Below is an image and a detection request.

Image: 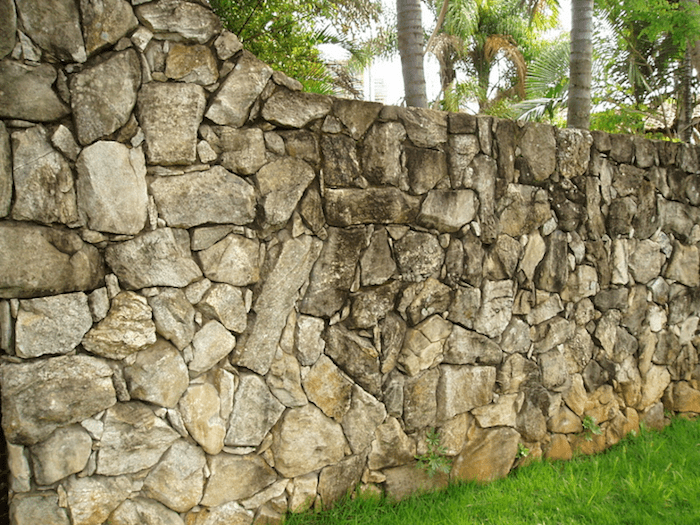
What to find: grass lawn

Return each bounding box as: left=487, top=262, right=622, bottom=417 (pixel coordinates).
left=283, top=416, right=700, bottom=524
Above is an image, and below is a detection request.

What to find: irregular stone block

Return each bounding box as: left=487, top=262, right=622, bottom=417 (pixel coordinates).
left=1, top=355, right=116, bottom=445
left=0, top=121, right=10, bottom=217
left=302, top=354, right=353, bottom=421
left=333, top=98, right=382, bottom=140
left=76, top=141, right=148, bottom=234
left=397, top=106, right=448, bottom=148
left=520, top=122, right=556, bottom=181
left=270, top=403, right=346, bottom=478
left=417, top=189, right=478, bottom=232
left=318, top=454, right=364, bottom=508
left=262, top=88, right=332, bottom=128
left=0, top=61, right=69, bottom=121
left=218, top=127, right=266, bottom=175
left=443, top=324, right=504, bottom=366
left=14, top=0, right=86, bottom=62
left=341, top=385, right=387, bottom=455
left=226, top=373, right=285, bottom=447
left=324, top=323, right=382, bottom=396
left=138, top=82, right=206, bottom=165
left=198, top=283, right=248, bottom=333
left=198, top=233, right=261, bottom=287
left=471, top=393, right=520, bottom=428
left=165, top=42, right=218, bottom=85
left=294, top=315, right=326, bottom=366
left=473, top=280, right=515, bottom=338
left=321, top=133, right=362, bottom=187
left=398, top=314, right=451, bottom=376
left=97, top=401, right=179, bottom=476
left=135, top=0, right=222, bottom=43
left=143, top=439, right=206, bottom=513
left=11, top=125, right=79, bottom=225
left=383, top=463, right=448, bottom=501
left=186, top=501, right=253, bottom=525
left=206, top=51, right=272, bottom=127
left=394, top=230, right=444, bottom=282
left=0, top=0, right=16, bottom=59
left=179, top=382, right=226, bottom=455
left=403, top=367, right=439, bottom=432
left=451, top=426, right=520, bottom=483
left=406, top=146, right=447, bottom=195
left=148, top=287, right=196, bottom=350
left=108, top=497, right=186, bottom=525
left=256, top=157, right=315, bottom=227
left=80, top=0, right=137, bottom=55
left=64, top=475, right=136, bottom=525
left=30, top=424, right=92, bottom=486
left=349, top=280, right=401, bottom=329
left=266, top=347, right=306, bottom=408
left=105, top=228, right=203, bottom=289
left=324, top=187, right=421, bottom=227
left=437, top=365, right=496, bottom=421
left=201, top=454, right=276, bottom=507
left=556, top=128, right=592, bottom=179
left=535, top=230, right=569, bottom=293
left=498, top=184, right=552, bottom=237
left=665, top=240, right=700, bottom=287
left=189, top=320, right=236, bottom=376
left=362, top=121, right=407, bottom=187
left=233, top=235, right=321, bottom=374
left=300, top=227, right=366, bottom=318
left=124, top=338, right=189, bottom=408
left=70, top=49, right=141, bottom=145
left=9, top=492, right=69, bottom=525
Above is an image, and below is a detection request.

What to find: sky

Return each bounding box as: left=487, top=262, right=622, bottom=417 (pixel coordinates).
left=323, top=0, right=572, bottom=107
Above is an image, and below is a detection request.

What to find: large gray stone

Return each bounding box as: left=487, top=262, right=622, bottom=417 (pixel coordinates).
left=225, top=373, right=285, bottom=447
left=556, top=128, right=592, bottom=179
left=97, top=402, right=179, bottom=476
left=0, top=121, right=10, bottom=217
left=417, top=189, right=478, bottom=232
left=108, top=498, right=185, bottom=525
left=367, top=417, right=415, bottom=470
left=403, top=367, right=439, bottom=432
left=321, top=133, right=362, bottom=187
left=165, top=42, right=218, bottom=85
left=498, top=184, right=552, bottom=237
left=11, top=125, right=79, bottom=225
left=394, top=230, right=445, bottom=282
left=138, top=82, right=206, bottom=165
left=0, top=0, right=16, bottom=59
left=201, top=454, right=277, bottom=507
left=30, top=424, right=92, bottom=485
left=256, top=157, right=316, bottom=227
left=15, top=292, right=92, bottom=358
left=218, top=127, right=266, bottom=175
left=397, top=106, right=448, bottom=148
left=186, top=502, right=253, bottom=525
left=105, top=228, right=203, bottom=289
left=324, top=323, right=382, bottom=397
left=143, top=439, right=206, bottom=513
left=302, top=354, right=353, bottom=421
left=135, top=0, right=222, bottom=43
left=451, top=426, right=520, bottom=483
left=262, top=89, right=332, bottom=128
left=437, top=365, right=496, bottom=421
left=82, top=291, right=157, bottom=360
left=443, top=324, right=504, bottom=366
left=1, top=61, right=70, bottom=122
left=63, top=475, right=136, bottom=525
left=124, top=338, right=189, bottom=408
left=270, top=403, right=347, bottom=478
left=80, top=0, right=137, bottom=55
left=148, top=287, right=196, bottom=350
left=473, top=280, right=515, bottom=338
left=535, top=230, right=569, bottom=293
left=318, top=454, right=364, bottom=508
left=14, top=0, right=86, bottom=62
left=179, top=382, right=226, bottom=455
left=151, top=166, right=256, bottom=228
left=206, top=51, right=272, bottom=127
left=198, top=233, right=262, bottom=287
left=0, top=222, right=104, bottom=298
left=1, top=355, right=116, bottom=445
left=398, top=314, right=451, bottom=376
left=10, top=492, right=69, bottom=525
left=233, top=235, right=322, bottom=374
left=70, top=49, right=141, bottom=145
left=324, top=187, right=421, bottom=226
left=189, top=320, right=236, bottom=376
left=520, top=123, right=556, bottom=181
left=76, top=141, right=148, bottom=234
left=406, top=146, right=447, bottom=195
left=360, top=227, right=396, bottom=286
left=198, top=283, right=248, bottom=333
left=300, top=227, right=366, bottom=318
left=341, top=385, right=387, bottom=454
left=362, top=121, right=407, bottom=187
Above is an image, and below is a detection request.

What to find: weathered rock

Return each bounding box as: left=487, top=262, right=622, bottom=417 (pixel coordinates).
left=300, top=227, right=366, bottom=318
left=10, top=492, right=70, bottom=525
left=287, top=474, right=318, bottom=514
left=266, top=347, right=306, bottom=407
left=318, top=454, right=365, bottom=508
left=397, top=106, right=448, bottom=148
left=148, top=288, right=196, bottom=350
left=179, top=382, right=226, bottom=455
left=206, top=51, right=272, bottom=127
left=233, top=235, right=322, bottom=374
left=359, top=228, right=396, bottom=286
left=82, top=291, right=156, bottom=360
left=448, top=134, right=480, bottom=187
left=437, top=365, right=495, bottom=421
left=1, top=355, right=116, bottom=445
left=76, top=141, right=148, bottom=234
left=665, top=381, right=700, bottom=413
left=70, top=49, right=141, bottom=145
left=403, top=367, right=439, bottom=432
left=218, top=127, right=266, bottom=175
left=198, top=283, right=247, bottom=333
left=362, top=121, right=407, bottom=187
left=525, top=292, right=564, bottom=326
left=535, top=230, right=569, bottom=293
left=398, top=315, right=451, bottom=376
left=198, top=233, right=262, bottom=287
left=226, top=373, right=285, bottom=447
left=402, top=278, right=452, bottom=325
left=189, top=320, right=236, bottom=376
left=80, top=0, right=137, bottom=55
left=143, top=439, right=206, bottom=513
left=471, top=393, right=521, bottom=428
left=165, top=42, right=218, bottom=85
left=0, top=61, right=69, bottom=121
left=367, top=417, right=415, bottom=470
left=64, top=475, right=135, bottom=525
left=520, top=123, right=556, bottom=181
left=294, top=315, right=325, bottom=366
left=321, top=133, right=362, bottom=187
left=0, top=121, right=10, bottom=217
left=256, top=157, right=315, bottom=227
left=383, top=464, right=448, bottom=501
left=270, top=403, right=347, bottom=478
left=333, top=98, right=382, bottom=140
left=15, top=292, right=92, bottom=358
left=30, top=424, right=92, bottom=485
left=341, top=385, right=387, bottom=455
left=556, top=128, right=592, bottom=179
left=443, top=324, right=504, bottom=366
left=417, top=189, right=478, bottom=232
left=186, top=501, right=254, bottom=525
left=138, top=82, right=206, bottom=165
left=124, top=338, right=189, bottom=408
left=324, top=323, right=382, bottom=396
left=561, top=264, right=599, bottom=302
left=539, top=349, right=569, bottom=390
left=11, top=125, right=79, bottom=225
left=324, top=187, right=421, bottom=226
left=394, top=230, right=444, bottom=282
left=483, top=234, right=523, bottom=280
left=406, top=146, right=447, bottom=195
left=665, top=241, right=700, bottom=287
left=498, top=184, right=552, bottom=237
left=105, top=228, right=203, bottom=289
left=108, top=497, right=185, bottom=525
left=302, top=354, right=353, bottom=421
left=135, top=0, right=222, bottom=43
left=446, top=286, right=481, bottom=330
left=0, top=0, right=16, bottom=59
left=473, top=280, right=515, bottom=338
left=14, top=0, right=86, bottom=62
left=262, top=89, right=332, bottom=128
left=546, top=434, right=573, bottom=461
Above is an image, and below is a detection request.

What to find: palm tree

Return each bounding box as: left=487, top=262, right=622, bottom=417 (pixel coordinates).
left=567, top=0, right=593, bottom=129
left=397, top=0, right=428, bottom=107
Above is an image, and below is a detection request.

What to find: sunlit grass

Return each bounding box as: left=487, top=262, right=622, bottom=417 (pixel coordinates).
left=284, top=416, right=700, bottom=524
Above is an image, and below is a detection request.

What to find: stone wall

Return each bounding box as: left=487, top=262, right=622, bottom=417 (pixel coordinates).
left=2, top=0, right=700, bottom=524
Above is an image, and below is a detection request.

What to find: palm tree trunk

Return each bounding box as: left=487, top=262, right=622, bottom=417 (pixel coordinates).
left=567, top=0, right=593, bottom=129
left=397, top=0, right=427, bottom=108
left=678, top=45, right=693, bottom=142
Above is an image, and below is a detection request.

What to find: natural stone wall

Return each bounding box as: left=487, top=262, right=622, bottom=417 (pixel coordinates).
left=2, top=1, right=700, bottom=524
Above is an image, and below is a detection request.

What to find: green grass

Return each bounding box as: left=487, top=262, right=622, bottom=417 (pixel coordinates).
left=284, top=417, right=700, bottom=524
